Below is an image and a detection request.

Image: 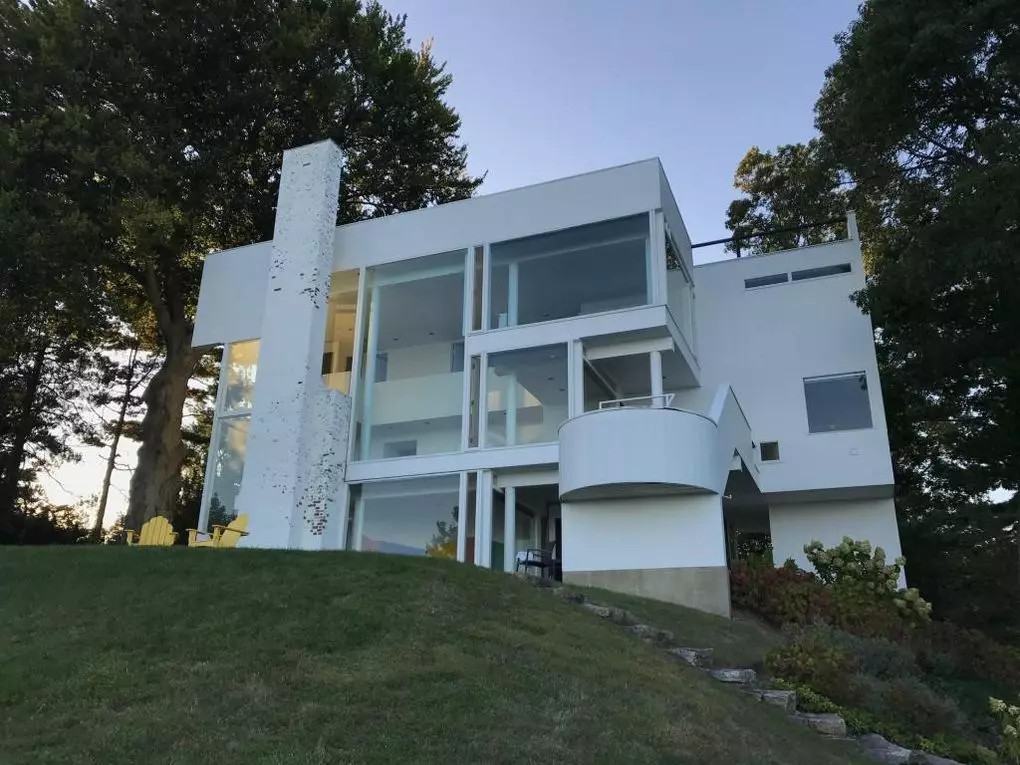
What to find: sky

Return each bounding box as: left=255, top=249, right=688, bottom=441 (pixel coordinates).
left=43, top=0, right=862, bottom=524
left=389, top=0, right=860, bottom=247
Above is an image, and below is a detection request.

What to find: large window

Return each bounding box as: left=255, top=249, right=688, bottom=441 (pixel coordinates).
left=354, top=250, right=466, bottom=461
left=804, top=372, right=873, bottom=433
left=489, top=215, right=649, bottom=329
left=321, top=269, right=360, bottom=395
left=486, top=344, right=568, bottom=447
left=349, top=475, right=461, bottom=557
left=204, top=340, right=259, bottom=527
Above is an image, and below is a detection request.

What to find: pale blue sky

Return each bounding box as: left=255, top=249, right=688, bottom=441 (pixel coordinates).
left=390, top=0, right=859, bottom=247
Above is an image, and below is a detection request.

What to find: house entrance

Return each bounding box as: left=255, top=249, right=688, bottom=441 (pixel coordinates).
left=490, top=473, right=561, bottom=580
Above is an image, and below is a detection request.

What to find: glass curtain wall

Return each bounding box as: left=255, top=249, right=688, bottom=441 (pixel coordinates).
left=204, top=340, right=259, bottom=527
left=349, top=475, right=461, bottom=557
left=321, top=269, right=360, bottom=394
left=489, top=215, right=650, bottom=329
left=353, top=250, right=466, bottom=460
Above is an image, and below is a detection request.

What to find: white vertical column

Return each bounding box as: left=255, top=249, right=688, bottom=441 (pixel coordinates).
left=650, top=350, right=663, bottom=407
left=503, top=486, right=516, bottom=573
left=235, top=140, right=349, bottom=550
left=360, top=285, right=380, bottom=460
left=505, top=372, right=517, bottom=446
left=456, top=472, right=469, bottom=562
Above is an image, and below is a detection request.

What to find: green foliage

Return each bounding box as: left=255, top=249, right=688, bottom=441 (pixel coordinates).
left=0, top=0, right=485, bottom=529
left=724, top=140, right=848, bottom=255
left=805, top=537, right=932, bottom=622
left=765, top=627, right=855, bottom=688
left=989, top=698, right=1020, bottom=764
left=805, top=623, right=920, bottom=680
left=724, top=0, right=1020, bottom=642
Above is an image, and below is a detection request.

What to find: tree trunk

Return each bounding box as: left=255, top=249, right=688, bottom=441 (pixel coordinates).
left=126, top=333, right=198, bottom=532
left=0, top=344, right=47, bottom=520
left=92, top=345, right=140, bottom=542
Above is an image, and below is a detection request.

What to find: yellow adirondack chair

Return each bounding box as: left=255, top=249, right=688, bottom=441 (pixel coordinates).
left=187, top=513, right=249, bottom=548
left=125, top=516, right=177, bottom=546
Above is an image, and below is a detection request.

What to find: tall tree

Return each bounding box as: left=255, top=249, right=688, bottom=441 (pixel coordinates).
left=724, top=0, right=1020, bottom=636
left=724, top=140, right=848, bottom=255
left=1, top=0, right=482, bottom=531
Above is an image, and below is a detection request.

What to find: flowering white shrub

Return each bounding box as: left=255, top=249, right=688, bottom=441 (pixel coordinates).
left=990, top=697, right=1020, bottom=763
left=804, top=537, right=932, bottom=622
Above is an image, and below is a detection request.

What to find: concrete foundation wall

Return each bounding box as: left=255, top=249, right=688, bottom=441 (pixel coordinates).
left=565, top=567, right=731, bottom=617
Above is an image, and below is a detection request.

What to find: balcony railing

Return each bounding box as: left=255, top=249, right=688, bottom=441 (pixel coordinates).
left=597, top=393, right=675, bottom=410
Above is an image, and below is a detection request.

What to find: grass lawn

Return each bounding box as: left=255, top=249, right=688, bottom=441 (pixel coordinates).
left=560, top=583, right=783, bottom=669
left=0, top=548, right=869, bottom=764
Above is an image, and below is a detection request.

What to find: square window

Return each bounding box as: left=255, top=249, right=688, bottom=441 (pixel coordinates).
left=760, top=441, right=780, bottom=462
left=804, top=372, right=873, bottom=433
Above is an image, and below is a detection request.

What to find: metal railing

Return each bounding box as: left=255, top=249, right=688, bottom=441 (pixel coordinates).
left=598, top=393, right=675, bottom=410
left=691, top=216, right=848, bottom=258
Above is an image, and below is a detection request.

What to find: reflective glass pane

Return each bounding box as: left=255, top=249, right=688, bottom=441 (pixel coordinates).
left=322, top=269, right=360, bottom=394
left=223, top=341, right=259, bottom=412
left=356, top=475, right=461, bottom=558
left=207, top=416, right=250, bottom=527
left=489, top=215, right=649, bottom=328
left=486, top=345, right=568, bottom=447
left=804, top=373, right=873, bottom=433
left=354, top=251, right=466, bottom=460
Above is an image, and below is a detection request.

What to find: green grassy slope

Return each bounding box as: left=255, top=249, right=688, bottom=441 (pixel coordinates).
left=0, top=549, right=868, bottom=765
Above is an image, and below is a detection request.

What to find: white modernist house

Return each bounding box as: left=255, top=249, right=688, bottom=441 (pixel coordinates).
left=192, top=140, right=902, bottom=617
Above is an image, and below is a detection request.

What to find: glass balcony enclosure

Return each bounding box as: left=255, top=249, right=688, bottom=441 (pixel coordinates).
left=488, top=215, right=650, bottom=329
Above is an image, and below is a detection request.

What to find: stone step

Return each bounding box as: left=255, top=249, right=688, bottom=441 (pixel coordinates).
left=708, top=668, right=757, bottom=684
left=578, top=601, right=635, bottom=625
left=792, top=712, right=847, bottom=737
left=666, top=647, right=714, bottom=668
left=744, top=688, right=797, bottom=713
left=624, top=623, right=675, bottom=644
left=857, top=734, right=912, bottom=764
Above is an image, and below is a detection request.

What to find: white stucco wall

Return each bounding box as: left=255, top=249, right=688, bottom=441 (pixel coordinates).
left=769, top=497, right=906, bottom=586
left=562, top=494, right=726, bottom=572
left=192, top=242, right=271, bottom=348
left=235, top=140, right=350, bottom=550
left=687, top=240, right=894, bottom=496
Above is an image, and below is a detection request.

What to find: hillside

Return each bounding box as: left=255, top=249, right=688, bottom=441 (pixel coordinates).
left=0, top=548, right=869, bottom=764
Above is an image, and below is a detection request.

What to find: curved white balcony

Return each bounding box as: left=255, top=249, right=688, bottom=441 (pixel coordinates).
left=558, top=387, right=754, bottom=501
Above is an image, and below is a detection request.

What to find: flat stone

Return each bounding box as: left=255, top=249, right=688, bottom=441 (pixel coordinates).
left=624, top=624, right=675, bottom=644
left=667, top=647, right=714, bottom=668
left=908, top=753, right=965, bottom=765
left=745, top=689, right=796, bottom=713
left=793, top=713, right=847, bottom=737
left=579, top=602, right=612, bottom=618
left=709, top=668, right=757, bottom=684
left=857, top=734, right=912, bottom=764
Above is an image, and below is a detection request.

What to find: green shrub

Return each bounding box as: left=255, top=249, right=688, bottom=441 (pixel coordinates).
left=729, top=559, right=835, bottom=627
left=805, top=537, right=932, bottom=623
left=918, top=621, right=1020, bottom=689
left=808, top=623, right=920, bottom=680
left=765, top=627, right=856, bottom=688
left=850, top=674, right=966, bottom=738
left=990, top=697, right=1020, bottom=764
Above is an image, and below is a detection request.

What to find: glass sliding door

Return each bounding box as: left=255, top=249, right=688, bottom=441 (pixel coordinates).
left=352, top=475, right=461, bottom=557
left=353, top=250, right=467, bottom=460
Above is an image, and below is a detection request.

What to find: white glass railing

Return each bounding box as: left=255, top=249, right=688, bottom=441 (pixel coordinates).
left=597, top=393, right=675, bottom=410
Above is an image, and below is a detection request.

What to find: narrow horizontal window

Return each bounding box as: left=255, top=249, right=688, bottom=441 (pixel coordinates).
left=759, top=441, right=780, bottom=462
left=744, top=273, right=788, bottom=289
left=804, top=372, right=872, bottom=433
left=791, top=263, right=851, bottom=282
